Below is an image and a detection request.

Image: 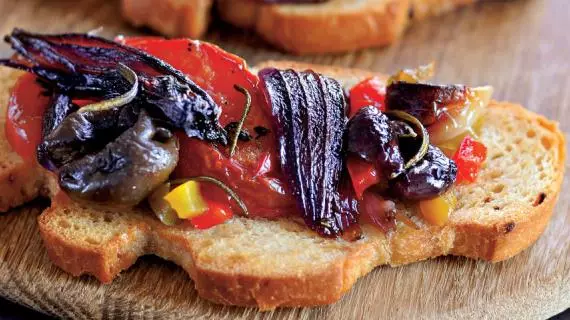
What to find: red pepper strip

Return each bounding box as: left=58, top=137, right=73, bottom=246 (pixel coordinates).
left=347, top=157, right=381, bottom=200
left=190, top=201, right=234, bottom=229
left=349, top=77, right=386, bottom=117
left=452, top=135, right=488, bottom=184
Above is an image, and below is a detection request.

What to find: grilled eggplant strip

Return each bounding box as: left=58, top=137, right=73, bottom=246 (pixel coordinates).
left=260, top=68, right=357, bottom=237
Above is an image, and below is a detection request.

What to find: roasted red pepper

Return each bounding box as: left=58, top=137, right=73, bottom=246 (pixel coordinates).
left=452, top=135, right=487, bottom=184
left=347, top=157, right=380, bottom=200
left=190, top=202, right=233, bottom=229
left=5, top=74, right=50, bottom=160
left=349, top=77, right=386, bottom=117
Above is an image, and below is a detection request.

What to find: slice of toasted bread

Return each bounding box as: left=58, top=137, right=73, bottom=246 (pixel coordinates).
left=218, top=0, right=410, bottom=54
left=121, top=0, right=213, bottom=39
left=120, top=0, right=478, bottom=54
left=0, top=61, right=565, bottom=310
left=217, top=0, right=478, bottom=54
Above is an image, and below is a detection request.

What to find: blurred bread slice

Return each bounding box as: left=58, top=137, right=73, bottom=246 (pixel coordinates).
left=121, top=0, right=214, bottom=38
left=218, top=0, right=410, bottom=54
left=120, top=0, right=479, bottom=53
left=409, top=0, right=476, bottom=20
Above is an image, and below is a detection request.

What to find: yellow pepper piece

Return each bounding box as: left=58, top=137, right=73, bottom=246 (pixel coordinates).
left=419, top=192, right=457, bottom=226
left=163, top=181, right=209, bottom=219
left=387, top=62, right=435, bottom=85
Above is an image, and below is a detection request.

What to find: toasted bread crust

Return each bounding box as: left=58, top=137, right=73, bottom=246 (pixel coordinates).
left=121, top=0, right=213, bottom=38
left=450, top=105, right=567, bottom=262
left=38, top=207, right=149, bottom=283
left=0, top=62, right=565, bottom=309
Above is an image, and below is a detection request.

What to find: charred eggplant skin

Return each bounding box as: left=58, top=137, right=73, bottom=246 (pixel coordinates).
left=0, top=29, right=225, bottom=143
left=391, top=145, right=457, bottom=200
left=59, top=111, right=179, bottom=207
left=347, top=106, right=405, bottom=179
left=260, top=68, right=357, bottom=237
left=386, top=82, right=467, bottom=126
left=41, top=94, right=77, bottom=138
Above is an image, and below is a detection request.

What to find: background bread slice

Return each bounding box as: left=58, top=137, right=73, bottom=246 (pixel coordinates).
left=409, top=0, right=476, bottom=20
left=121, top=0, right=213, bottom=38
left=217, top=0, right=478, bottom=54
left=217, top=0, right=410, bottom=54
left=120, top=0, right=479, bottom=54
left=0, top=62, right=564, bottom=309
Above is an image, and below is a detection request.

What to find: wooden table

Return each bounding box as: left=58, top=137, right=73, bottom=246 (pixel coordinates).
left=0, top=0, right=568, bottom=319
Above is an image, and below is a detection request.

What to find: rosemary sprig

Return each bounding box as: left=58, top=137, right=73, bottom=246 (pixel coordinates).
left=79, top=63, right=138, bottom=113
left=229, top=84, right=251, bottom=158
left=385, top=110, right=430, bottom=171
left=171, top=176, right=249, bottom=217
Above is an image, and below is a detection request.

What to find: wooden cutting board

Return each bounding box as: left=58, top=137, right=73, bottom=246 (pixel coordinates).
left=0, top=0, right=569, bottom=319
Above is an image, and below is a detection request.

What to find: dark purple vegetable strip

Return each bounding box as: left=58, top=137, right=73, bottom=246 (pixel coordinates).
left=259, top=68, right=357, bottom=237
left=386, top=82, right=467, bottom=126
left=347, top=106, right=405, bottom=179
left=41, top=93, right=77, bottom=138
left=0, top=28, right=225, bottom=143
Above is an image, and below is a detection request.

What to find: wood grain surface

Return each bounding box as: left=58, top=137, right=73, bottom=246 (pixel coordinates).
left=0, top=0, right=569, bottom=319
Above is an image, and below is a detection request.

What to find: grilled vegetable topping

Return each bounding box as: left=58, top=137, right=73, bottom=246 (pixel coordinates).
left=171, top=176, right=249, bottom=217
left=37, top=104, right=141, bottom=169
left=59, top=111, right=179, bottom=207
left=349, top=77, right=386, bottom=116
left=190, top=202, right=234, bottom=229
left=419, top=191, right=457, bottom=226
left=385, top=110, right=429, bottom=170
left=224, top=122, right=252, bottom=142
left=0, top=29, right=225, bottom=143
left=260, top=68, right=357, bottom=237
left=163, top=180, right=209, bottom=219
left=386, top=82, right=468, bottom=126
left=148, top=182, right=183, bottom=226
left=347, top=157, right=381, bottom=200
left=228, top=85, right=251, bottom=158
left=387, top=63, right=435, bottom=85
left=41, top=94, right=76, bottom=139
left=452, top=135, right=487, bottom=184
left=360, top=191, right=396, bottom=233
left=78, top=63, right=138, bottom=113
left=391, top=145, right=457, bottom=200
left=347, top=106, right=405, bottom=179
left=428, top=86, right=493, bottom=146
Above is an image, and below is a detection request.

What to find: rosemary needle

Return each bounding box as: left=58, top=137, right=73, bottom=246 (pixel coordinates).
left=79, top=63, right=138, bottom=113
left=171, top=176, right=249, bottom=217
left=229, top=84, right=251, bottom=158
